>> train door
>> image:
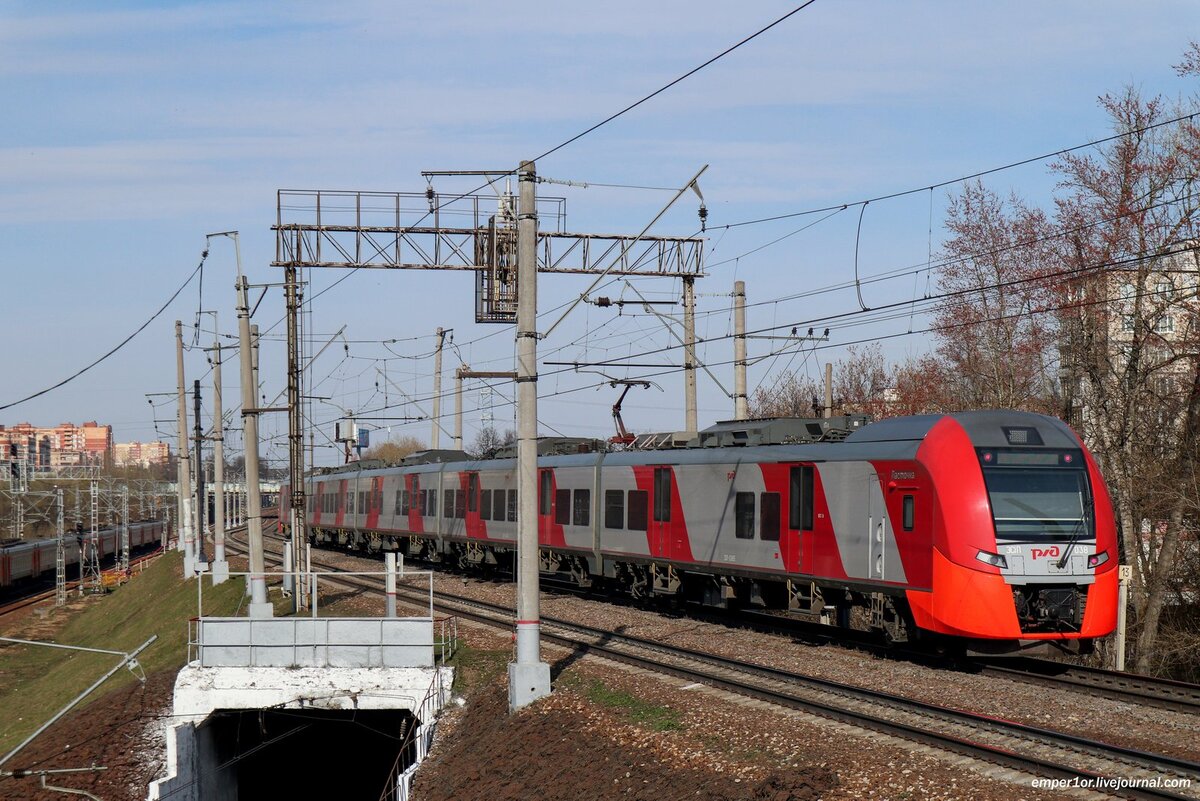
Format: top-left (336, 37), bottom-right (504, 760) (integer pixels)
top-left (649, 466), bottom-right (673, 557)
top-left (867, 472), bottom-right (886, 580)
top-left (784, 464), bottom-right (814, 572)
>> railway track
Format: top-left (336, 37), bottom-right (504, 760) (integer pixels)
top-left (0, 587), bottom-right (57, 619)
top-left (225, 532), bottom-right (1200, 800)
top-left (251, 527), bottom-right (1200, 718)
top-left (973, 658), bottom-right (1200, 716)
top-left (0, 547), bottom-right (166, 621)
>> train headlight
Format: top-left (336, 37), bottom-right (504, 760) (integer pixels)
top-left (1087, 550), bottom-right (1109, 568)
top-left (975, 549), bottom-right (1008, 569)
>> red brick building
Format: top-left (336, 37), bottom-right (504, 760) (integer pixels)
top-left (0, 421), bottom-right (114, 467)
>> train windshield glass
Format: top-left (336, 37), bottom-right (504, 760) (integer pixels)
top-left (982, 467), bottom-right (1090, 540)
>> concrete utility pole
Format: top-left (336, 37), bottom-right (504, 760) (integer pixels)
top-left (682, 276), bottom-right (698, 434)
top-left (237, 277), bottom-right (273, 617)
top-left (733, 280), bottom-right (748, 420)
top-left (385, 552), bottom-right (397, 617)
top-left (193, 380), bottom-right (206, 568)
top-left (284, 264), bottom-right (306, 612)
top-left (432, 327), bottom-right (445, 449)
top-left (175, 321), bottom-right (195, 575)
top-left (211, 334), bottom-right (229, 584)
top-left (824, 362), bottom-right (834, 419)
top-left (251, 321), bottom-right (261, 538)
top-left (455, 368), bottom-right (518, 452)
top-left (454, 365), bottom-right (466, 450)
top-left (510, 160), bottom-right (551, 711)
top-left (271, 169), bottom-right (704, 713)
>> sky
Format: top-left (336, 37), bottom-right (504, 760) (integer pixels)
top-left (2, 0), bottom-right (1198, 468)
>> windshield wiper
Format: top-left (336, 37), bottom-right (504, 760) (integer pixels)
top-left (1055, 505), bottom-right (1091, 569)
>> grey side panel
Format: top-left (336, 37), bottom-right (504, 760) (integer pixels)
top-left (817, 461), bottom-right (907, 584)
top-left (599, 465), bottom-right (650, 557)
top-left (676, 461), bottom-right (756, 569)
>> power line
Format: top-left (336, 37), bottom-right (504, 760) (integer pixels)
top-left (262, 4), bottom-right (818, 337)
top-left (713, 110), bottom-right (1200, 230)
top-left (532, 1), bottom-right (819, 163)
top-left (0, 251), bottom-right (208, 412)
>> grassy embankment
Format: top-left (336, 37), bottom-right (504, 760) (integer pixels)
top-left (0, 551), bottom-right (245, 755)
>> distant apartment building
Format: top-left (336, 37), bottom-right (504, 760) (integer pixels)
top-left (0, 421), bottom-right (114, 468)
top-left (1061, 244), bottom-right (1200, 430)
top-left (114, 441), bottom-right (170, 468)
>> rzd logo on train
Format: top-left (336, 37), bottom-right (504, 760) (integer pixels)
top-left (1030, 546), bottom-right (1061, 560)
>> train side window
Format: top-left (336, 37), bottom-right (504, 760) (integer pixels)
top-left (789, 467), bottom-right (802, 529)
top-left (428, 490), bottom-right (437, 516)
top-left (398, 491), bottom-right (407, 516)
top-left (455, 490), bottom-right (466, 519)
top-left (902, 495), bottom-right (914, 531)
top-left (604, 489), bottom-right (624, 529)
top-left (573, 489), bottom-right (590, 527)
top-left (555, 489), bottom-right (570, 525)
top-left (468, 474), bottom-right (479, 512)
top-left (735, 492), bottom-right (755, 539)
top-left (801, 466), bottom-right (814, 530)
top-left (539, 471), bottom-right (552, 516)
top-left (507, 489), bottom-right (518, 522)
top-left (443, 489), bottom-right (454, 518)
top-left (480, 489), bottom-right (492, 520)
top-left (653, 468), bottom-right (672, 522)
top-left (627, 490), bottom-right (649, 531)
top-left (789, 466), bottom-right (817, 529)
top-left (493, 489), bottom-right (506, 521)
top-left (760, 492), bottom-right (781, 541)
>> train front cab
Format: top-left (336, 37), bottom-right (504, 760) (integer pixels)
top-left (906, 412), bottom-right (1118, 655)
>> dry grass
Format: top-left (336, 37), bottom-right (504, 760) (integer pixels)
top-left (0, 551), bottom-right (245, 755)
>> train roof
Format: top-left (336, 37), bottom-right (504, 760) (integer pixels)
top-left (303, 411), bottom-right (1081, 482)
top-left (844, 410), bottom-right (1079, 450)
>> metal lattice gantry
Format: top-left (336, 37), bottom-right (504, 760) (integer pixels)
top-left (81, 479), bottom-right (101, 595)
top-left (54, 489), bottom-right (66, 607)
top-left (274, 189), bottom-right (704, 275)
top-left (273, 188), bottom-right (705, 323)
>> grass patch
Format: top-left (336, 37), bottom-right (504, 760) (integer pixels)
top-left (579, 678), bottom-right (683, 732)
top-left (445, 640), bottom-right (509, 696)
top-left (0, 551), bottom-right (245, 755)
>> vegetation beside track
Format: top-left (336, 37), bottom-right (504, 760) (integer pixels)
top-left (0, 551), bottom-right (244, 755)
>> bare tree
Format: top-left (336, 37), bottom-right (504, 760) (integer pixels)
top-left (468, 427), bottom-right (516, 459)
top-left (362, 435), bottom-right (426, 465)
top-left (932, 181), bottom-right (1061, 413)
top-left (1052, 81), bottom-right (1200, 672)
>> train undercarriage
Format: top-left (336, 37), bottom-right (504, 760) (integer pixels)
top-left (306, 524), bottom-right (928, 644)
top-left (305, 525), bottom-right (1093, 657)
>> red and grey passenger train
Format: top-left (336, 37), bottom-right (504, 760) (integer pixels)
top-left (0, 520), bottom-right (165, 589)
top-left (299, 410), bottom-right (1118, 654)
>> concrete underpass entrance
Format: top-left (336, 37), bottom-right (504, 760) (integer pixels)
top-left (149, 602), bottom-right (454, 801)
top-left (206, 708), bottom-right (418, 798)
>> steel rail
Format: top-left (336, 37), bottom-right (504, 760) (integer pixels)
top-left (975, 659), bottom-right (1200, 715)
top-left (224, 531), bottom-right (1199, 800)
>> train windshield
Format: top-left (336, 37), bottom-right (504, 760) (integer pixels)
top-left (981, 467), bottom-right (1090, 541)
